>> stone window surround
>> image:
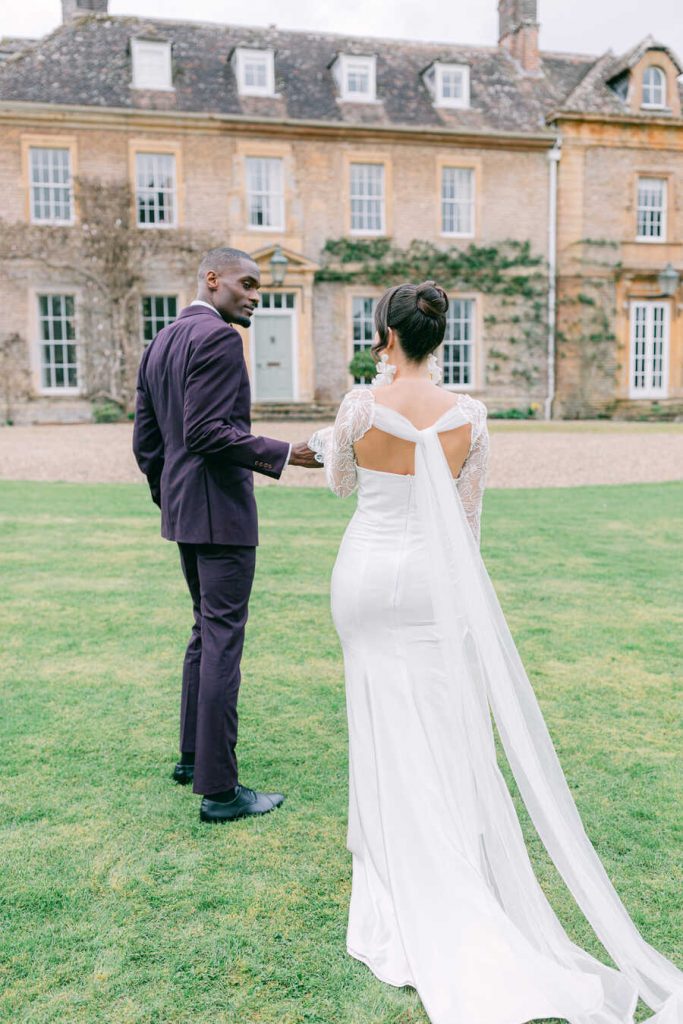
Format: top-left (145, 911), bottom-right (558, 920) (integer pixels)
top-left (345, 153), bottom-right (392, 237)
top-left (245, 155), bottom-right (285, 231)
top-left (435, 155), bottom-right (480, 240)
top-left (128, 139), bottom-right (184, 229)
top-left (634, 171), bottom-right (672, 243)
top-left (236, 139), bottom-right (293, 236)
top-left (29, 286), bottom-right (83, 397)
top-left (21, 134), bottom-right (78, 227)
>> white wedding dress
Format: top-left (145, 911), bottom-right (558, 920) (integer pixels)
top-left (308, 386), bottom-right (683, 1024)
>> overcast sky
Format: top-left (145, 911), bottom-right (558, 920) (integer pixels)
top-left (4, 0), bottom-right (683, 62)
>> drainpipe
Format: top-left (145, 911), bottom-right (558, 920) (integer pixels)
top-left (544, 140), bottom-right (561, 421)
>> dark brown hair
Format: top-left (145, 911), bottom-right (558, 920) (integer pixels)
top-left (373, 281), bottom-right (449, 362)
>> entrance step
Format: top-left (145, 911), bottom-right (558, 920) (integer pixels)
top-left (251, 401), bottom-right (337, 421)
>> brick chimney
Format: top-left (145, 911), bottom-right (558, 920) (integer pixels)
top-left (498, 0), bottom-right (541, 74)
top-left (62, 0), bottom-right (108, 22)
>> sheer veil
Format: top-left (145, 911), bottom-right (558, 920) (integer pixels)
top-left (376, 403), bottom-right (683, 1024)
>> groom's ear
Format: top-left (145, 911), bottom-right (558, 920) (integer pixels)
top-left (205, 270), bottom-right (219, 291)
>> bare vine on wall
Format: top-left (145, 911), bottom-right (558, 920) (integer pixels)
top-left (316, 237), bottom-right (550, 393)
top-left (0, 332), bottom-right (31, 424)
top-left (556, 238), bottom-right (620, 416)
top-left (0, 178), bottom-right (212, 413)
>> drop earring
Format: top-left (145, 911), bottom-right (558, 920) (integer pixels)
top-left (427, 354), bottom-right (442, 385)
top-left (372, 351), bottom-right (397, 388)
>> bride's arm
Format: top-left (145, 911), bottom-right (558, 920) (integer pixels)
top-left (455, 400), bottom-right (490, 546)
top-left (308, 389), bottom-right (375, 497)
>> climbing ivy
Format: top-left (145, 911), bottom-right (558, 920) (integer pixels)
top-left (316, 237), bottom-right (549, 392)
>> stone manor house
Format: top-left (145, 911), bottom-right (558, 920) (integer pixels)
top-left (0, 0), bottom-right (681, 421)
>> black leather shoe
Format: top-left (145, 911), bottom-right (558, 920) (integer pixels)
top-left (172, 762), bottom-right (194, 785)
top-left (200, 785), bottom-right (285, 823)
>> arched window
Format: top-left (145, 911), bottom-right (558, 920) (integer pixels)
top-left (642, 66), bottom-right (667, 108)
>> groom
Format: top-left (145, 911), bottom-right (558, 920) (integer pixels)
top-left (133, 247), bottom-right (320, 824)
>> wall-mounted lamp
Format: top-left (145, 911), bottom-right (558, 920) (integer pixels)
top-left (270, 244), bottom-right (289, 287)
top-left (658, 262), bottom-right (679, 297)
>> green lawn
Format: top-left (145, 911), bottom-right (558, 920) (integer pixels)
top-left (0, 481), bottom-right (681, 1024)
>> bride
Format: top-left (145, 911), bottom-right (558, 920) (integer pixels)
top-left (308, 281), bottom-right (682, 1024)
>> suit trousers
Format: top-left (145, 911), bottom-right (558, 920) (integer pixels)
top-left (177, 542), bottom-right (256, 795)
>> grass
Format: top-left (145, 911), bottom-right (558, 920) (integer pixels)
top-left (0, 480), bottom-right (681, 1024)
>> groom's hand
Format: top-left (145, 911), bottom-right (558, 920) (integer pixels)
top-left (289, 442), bottom-right (322, 469)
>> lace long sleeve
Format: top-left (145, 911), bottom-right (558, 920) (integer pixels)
top-left (308, 388), bottom-right (375, 497)
top-left (455, 397), bottom-right (489, 546)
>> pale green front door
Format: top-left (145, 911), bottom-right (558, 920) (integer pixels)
top-left (253, 313), bottom-right (293, 400)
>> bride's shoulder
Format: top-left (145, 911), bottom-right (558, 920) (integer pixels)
top-left (455, 392), bottom-right (487, 419)
top-left (339, 386), bottom-right (375, 410)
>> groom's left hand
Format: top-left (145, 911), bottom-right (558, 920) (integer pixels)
top-left (289, 442), bottom-right (322, 469)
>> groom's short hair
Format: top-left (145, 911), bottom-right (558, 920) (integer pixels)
top-left (197, 247), bottom-right (255, 282)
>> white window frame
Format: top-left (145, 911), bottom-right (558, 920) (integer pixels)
top-left (349, 163), bottom-right (385, 235)
top-left (641, 66), bottom-right (667, 109)
top-left (629, 300), bottom-right (669, 398)
top-left (131, 39), bottom-right (173, 91)
top-left (350, 295), bottom-right (377, 384)
top-left (36, 292), bottom-right (81, 395)
top-left (434, 63), bottom-right (470, 109)
top-left (135, 152), bottom-right (177, 229)
top-left (234, 48), bottom-right (276, 97)
top-left (440, 297), bottom-right (476, 391)
top-left (337, 54), bottom-right (377, 102)
top-left (245, 156), bottom-right (285, 231)
top-left (441, 167), bottom-right (475, 237)
top-left (141, 294), bottom-right (178, 345)
top-left (636, 176), bottom-right (667, 242)
top-left (29, 146), bottom-right (74, 226)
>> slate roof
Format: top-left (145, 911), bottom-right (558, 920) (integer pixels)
top-left (0, 37), bottom-right (37, 63)
top-left (0, 16), bottom-right (680, 132)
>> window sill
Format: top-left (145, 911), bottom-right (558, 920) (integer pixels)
top-left (628, 391), bottom-right (668, 400)
top-left (30, 218), bottom-right (75, 227)
top-left (38, 388), bottom-right (84, 397)
top-left (440, 231), bottom-right (475, 239)
top-left (136, 223), bottom-right (178, 230)
top-left (130, 84), bottom-right (175, 93)
top-left (247, 223), bottom-right (286, 232)
top-left (349, 229), bottom-right (386, 237)
top-left (634, 236), bottom-right (668, 244)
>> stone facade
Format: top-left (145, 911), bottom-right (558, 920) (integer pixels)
top-left (0, 2), bottom-right (681, 422)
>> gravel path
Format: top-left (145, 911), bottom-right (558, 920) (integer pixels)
top-left (1, 420), bottom-right (682, 489)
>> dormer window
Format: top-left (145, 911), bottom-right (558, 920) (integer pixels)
top-left (423, 62), bottom-right (470, 109)
top-left (131, 39), bottom-right (173, 91)
top-left (435, 63), bottom-right (470, 108)
top-left (333, 54), bottom-right (377, 102)
top-left (642, 66), bottom-right (667, 108)
top-left (234, 48), bottom-right (275, 97)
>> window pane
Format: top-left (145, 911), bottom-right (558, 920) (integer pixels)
top-left (442, 299), bottom-right (474, 386)
top-left (141, 294), bottom-right (178, 343)
top-left (135, 152), bottom-right (176, 227)
top-left (442, 167), bottom-right (474, 235)
top-left (351, 296), bottom-right (377, 383)
top-left (350, 164), bottom-right (384, 233)
top-left (246, 156), bottom-right (284, 229)
top-left (30, 147), bottom-right (73, 223)
top-left (637, 177), bottom-right (666, 239)
top-left (38, 294), bottom-right (79, 389)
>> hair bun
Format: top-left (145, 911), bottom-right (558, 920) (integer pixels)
top-left (416, 280), bottom-right (449, 318)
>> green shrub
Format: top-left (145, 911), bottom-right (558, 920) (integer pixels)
top-left (489, 405), bottom-right (539, 420)
top-left (348, 348), bottom-right (377, 381)
top-left (92, 401), bottom-right (124, 424)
